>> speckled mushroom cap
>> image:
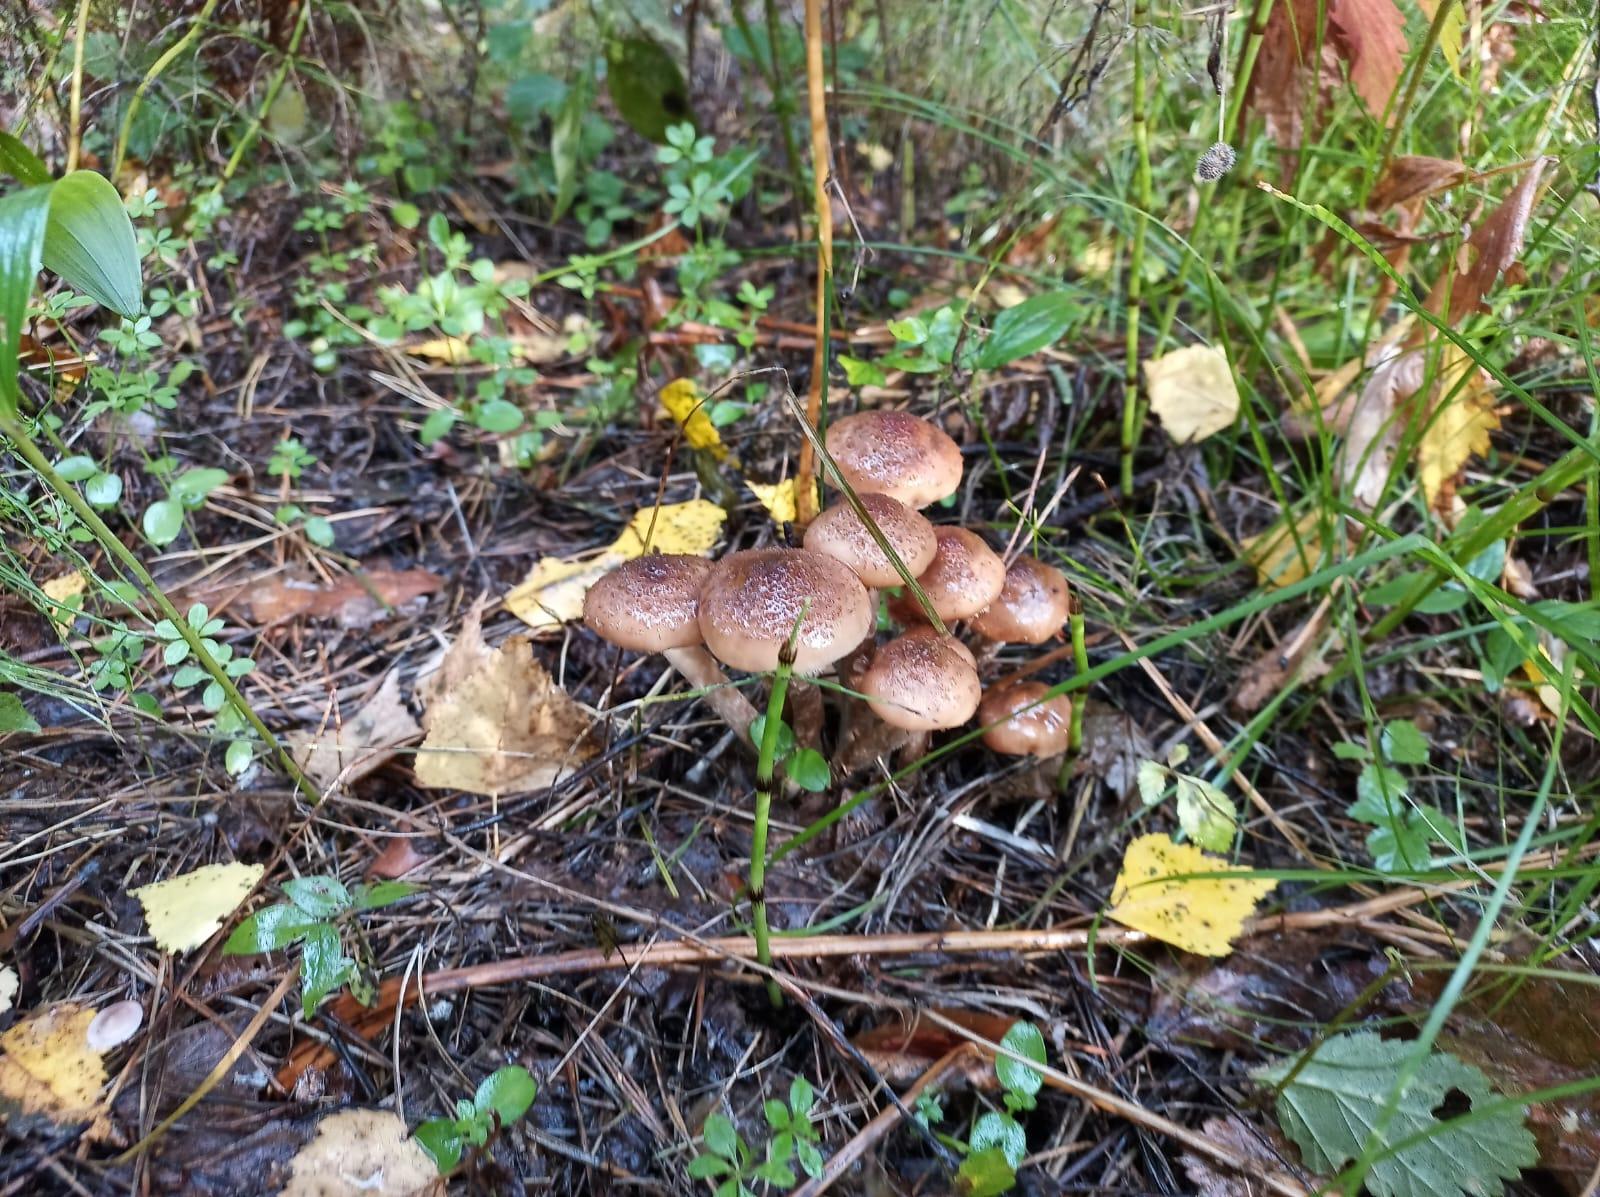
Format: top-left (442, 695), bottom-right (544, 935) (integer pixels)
top-left (969, 554), bottom-right (1071, 645)
top-left (978, 681), bottom-right (1073, 757)
top-left (824, 411), bottom-right (963, 509)
top-left (698, 549), bottom-right (872, 675)
top-left (858, 627), bottom-right (981, 731)
top-left (893, 526), bottom-right (1006, 622)
top-left (583, 554), bottom-right (713, 652)
top-left (803, 493), bottom-right (937, 587)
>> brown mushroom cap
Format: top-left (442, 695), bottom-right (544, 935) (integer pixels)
top-left (824, 411), bottom-right (963, 509)
top-left (803, 493), bottom-right (937, 587)
top-left (891, 526), bottom-right (1006, 623)
top-left (698, 549), bottom-right (873, 675)
top-left (858, 628), bottom-right (981, 731)
top-left (583, 554), bottom-right (713, 652)
top-left (969, 555), bottom-right (1071, 645)
top-left (978, 681), bottom-right (1073, 756)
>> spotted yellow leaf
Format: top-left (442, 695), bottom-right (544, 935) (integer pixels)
top-left (1144, 345), bottom-right (1240, 444)
top-left (659, 378), bottom-right (728, 461)
top-left (0, 1003), bottom-right (104, 1130)
top-left (747, 478), bottom-right (798, 526)
top-left (1106, 833), bottom-right (1275, 957)
top-left (41, 571), bottom-right (87, 635)
top-left (1420, 346), bottom-right (1499, 509)
top-left (132, 861), bottom-right (265, 953)
top-left (506, 499), bottom-right (726, 631)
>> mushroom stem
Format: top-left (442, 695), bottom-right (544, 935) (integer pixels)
top-left (662, 646), bottom-right (759, 744)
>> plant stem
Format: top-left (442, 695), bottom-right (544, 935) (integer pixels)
top-left (1121, 0), bottom-right (1154, 497)
top-left (217, 0), bottom-right (312, 186)
top-left (66, 0), bottom-right (91, 172)
top-left (112, 0), bottom-right (223, 179)
top-left (0, 413), bottom-right (318, 801)
top-left (1067, 602), bottom-right (1088, 754)
top-left (750, 645), bottom-right (795, 1008)
top-left (796, 0), bottom-right (832, 525)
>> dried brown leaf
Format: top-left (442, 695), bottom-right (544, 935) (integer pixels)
top-left (414, 604), bottom-right (596, 796)
top-left (1246, 0), bottom-right (1406, 147)
top-left (1181, 1116), bottom-right (1317, 1196)
top-left (1431, 156), bottom-right (1554, 325)
top-left (288, 671), bottom-right (421, 791)
top-left (1328, 0), bottom-right (1409, 119)
top-left (236, 568), bottom-right (442, 628)
top-left (1370, 156), bottom-right (1469, 212)
top-left (1338, 348), bottom-right (1425, 510)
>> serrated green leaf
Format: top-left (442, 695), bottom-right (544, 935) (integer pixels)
top-left (1350, 763), bottom-right (1409, 823)
top-left (1175, 776), bottom-right (1238, 853)
top-left (43, 171), bottom-right (141, 317)
top-left (1367, 816), bottom-right (1434, 874)
top-left (0, 691), bottom-right (40, 733)
top-left (1381, 720), bottom-right (1430, 765)
top-left (1136, 759), bottom-right (1168, 805)
top-left (1257, 1031), bottom-right (1535, 1197)
top-left (977, 291), bottom-right (1076, 369)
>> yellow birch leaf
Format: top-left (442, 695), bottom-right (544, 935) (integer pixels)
top-left (41, 571), bottom-right (87, 635)
top-left (287, 670), bottom-right (421, 791)
top-left (1418, 0), bottom-right (1464, 78)
top-left (659, 378), bottom-right (728, 460)
top-left (414, 605), bottom-right (596, 796)
top-left (506, 500), bottom-right (726, 631)
top-left (747, 478), bottom-right (798, 526)
top-left (1419, 346), bottom-right (1499, 508)
top-left (1144, 345), bottom-right (1241, 443)
top-left (406, 336), bottom-right (473, 364)
top-left (0, 1003), bottom-right (104, 1130)
top-left (1106, 833), bottom-right (1276, 957)
top-left (1240, 509), bottom-right (1340, 589)
top-left (131, 862), bottom-right (265, 953)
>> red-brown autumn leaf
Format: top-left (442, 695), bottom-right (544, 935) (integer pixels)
top-left (1370, 156), bottom-right (1469, 212)
top-left (1431, 155), bottom-right (1554, 324)
top-left (1246, 0), bottom-right (1408, 146)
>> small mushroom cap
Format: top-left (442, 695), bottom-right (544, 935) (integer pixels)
top-left (969, 555), bottom-right (1071, 645)
top-left (803, 493), bottom-right (937, 587)
top-left (858, 628), bottom-right (981, 731)
top-left (824, 411), bottom-right (963, 509)
top-left (87, 999), bottom-right (144, 1052)
top-left (891, 526), bottom-right (1006, 623)
top-left (583, 554), bottom-right (713, 652)
top-left (978, 681), bottom-right (1073, 756)
top-left (698, 549), bottom-right (873, 674)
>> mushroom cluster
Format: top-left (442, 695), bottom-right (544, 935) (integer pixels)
top-left (583, 409), bottom-right (1075, 760)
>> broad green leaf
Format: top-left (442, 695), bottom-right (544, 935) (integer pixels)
top-left (605, 37), bottom-right (692, 143)
top-left (474, 1064), bottom-right (537, 1126)
top-left (1175, 775), bottom-right (1238, 852)
top-left (222, 903), bottom-right (319, 954)
top-left (838, 354), bottom-right (886, 387)
top-left (299, 922), bottom-right (351, 1017)
top-left (687, 1154), bottom-right (731, 1178)
top-left (1257, 1032), bottom-right (1535, 1197)
top-left (413, 1118), bottom-right (463, 1174)
top-left (42, 171), bottom-right (141, 317)
top-left (753, 1159), bottom-right (796, 1187)
top-left (282, 875), bottom-right (352, 919)
top-left (0, 182), bottom-right (52, 415)
top-left (0, 133), bottom-right (50, 186)
top-left (506, 73), bottom-right (568, 121)
top-left (474, 397), bottom-right (523, 433)
top-left (749, 715), bottom-right (795, 761)
top-left (763, 1099), bottom-right (790, 1130)
top-left (996, 1021), bottom-right (1046, 1100)
top-left (977, 291), bottom-right (1076, 369)
top-left (0, 691), bottom-right (40, 733)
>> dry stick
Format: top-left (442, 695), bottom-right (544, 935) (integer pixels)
top-left (117, 963), bottom-right (299, 1163)
top-left (65, 0), bottom-right (91, 172)
top-left (795, 0), bottom-right (833, 525)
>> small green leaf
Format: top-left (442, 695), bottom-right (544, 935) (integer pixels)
top-left (224, 739), bottom-right (253, 775)
top-left (170, 467), bottom-right (228, 507)
top-left (354, 880), bottom-right (423, 910)
top-left (788, 1075), bottom-right (815, 1117)
top-left (785, 748), bottom-right (830, 793)
top-left (838, 354), bottom-right (886, 387)
top-left (299, 922), bottom-right (351, 1017)
top-left (976, 291), bottom-right (1076, 369)
top-left (753, 1158), bottom-right (796, 1187)
top-left (1349, 763), bottom-right (1408, 823)
top-left (1367, 815), bottom-right (1435, 874)
top-left (1331, 741), bottom-right (1371, 761)
top-left (55, 454), bottom-right (97, 481)
top-left (413, 1118), bottom-right (463, 1174)
top-left (996, 1022), bottom-right (1046, 1100)
top-left (142, 499), bottom-right (183, 545)
top-left (474, 1064), bottom-right (537, 1126)
top-left (84, 470), bottom-right (123, 507)
top-left (1136, 760), bottom-right (1168, 805)
top-left (474, 397), bottom-right (524, 433)
top-left (1381, 719), bottom-right (1430, 765)
top-left (956, 1147), bottom-right (1017, 1197)
top-left (283, 875), bottom-right (352, 918)
top-left (0, 691), bottom-right (40, 733)
top-left (687, 1153), bottom-right (732, 1178)
top-left (970, 1111), bottom-right (1027, 1169)
top-left (749, 715), bottom-right (795, 761)
top-left (702, 1113), bottom-right (739, 1160)
top-left (796, 1138), bottom-right (824, 1179)
top-left (763, 1099), bottom-right (790, 1130)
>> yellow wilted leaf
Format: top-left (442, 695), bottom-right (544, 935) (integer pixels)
top-left (747, 478), bottom-right (798, 526)
top-left (1419, 346), bottom-right (1499, 508)
top-left (659, 378), bottom-right (728, 460)
top-left (281, 1108), bottom-right (442, 1197)
top-left (1240, 509), bottom-right (1340, 589)
top-left (41, 571), bottom-right (87, 635)
top-left (132, 861), bottom-right (265, 953)
top-left (0, 1003), bottom-right (104, 1130)
top-left (506, 499), bottom-right (726, 631)
top-left (1144, 345), bottom-right (1240, 443)
top-left (1106, 833), bottom-right (1276, 957)
top-left (406, 336), bottom-right (473, 364)
top-left (415, 604), bottom-right (596, 796)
